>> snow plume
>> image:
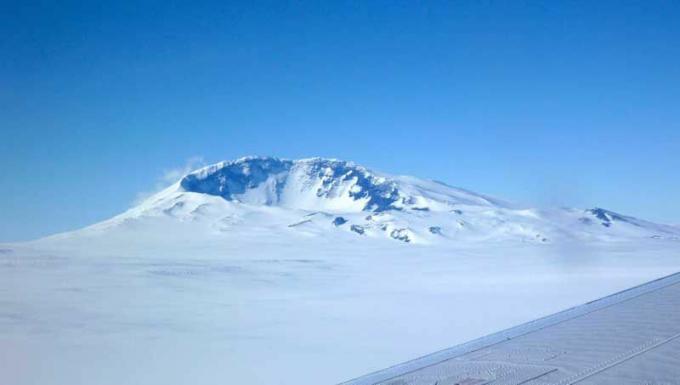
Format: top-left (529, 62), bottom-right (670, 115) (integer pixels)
top-left (132, 156), bottom-right (205, 205)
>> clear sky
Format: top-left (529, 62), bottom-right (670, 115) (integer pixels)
top-left (2, 1), bottom-right (679, 241)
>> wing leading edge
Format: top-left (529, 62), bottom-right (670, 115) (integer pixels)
top-left (341, 272), bottom-right (680, 385)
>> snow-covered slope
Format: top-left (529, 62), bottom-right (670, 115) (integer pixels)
top-left (43, 156), bottom-right (680, 246)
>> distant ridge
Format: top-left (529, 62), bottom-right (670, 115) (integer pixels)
top-left (37, 156), bottom-right (680, 245)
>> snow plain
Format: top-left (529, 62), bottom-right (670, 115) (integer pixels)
top-left (1, 157), bottom-right (679, 385)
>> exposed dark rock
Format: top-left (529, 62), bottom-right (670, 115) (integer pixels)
top-left (390, 229), bottom-right (411, 243)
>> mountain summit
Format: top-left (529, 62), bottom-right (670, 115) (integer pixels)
top-left (46, 157), bottom-right (680, 245)
top-left (178, 157), bottom-right (498, 213)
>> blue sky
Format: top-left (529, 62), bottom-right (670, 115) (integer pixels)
top-left (2, 1), bottom-right (679, 241)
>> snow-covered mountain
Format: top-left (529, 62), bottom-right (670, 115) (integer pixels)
top-left (4, 157), bottom-right (680, 385)
top-left (43, 156), bottom-right (679, 246)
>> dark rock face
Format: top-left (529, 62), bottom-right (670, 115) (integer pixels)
top-left (180, 158), bottom-right (290, 204)
top-left (180, 157), bottom-right (405, 212)
top-left (350, 225), bottom-right (365, 235)
top-left (333, 217), bottom-right (347, 226)
top-left (585, 208), bottom-right (638, 228)
top-left (305, 159), bottom-right (401, 212)
top-left (390, 229), bottom-right (411, 243)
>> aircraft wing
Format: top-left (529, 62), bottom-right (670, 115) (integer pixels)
top-left (341, 272), bottom-right (680, 385)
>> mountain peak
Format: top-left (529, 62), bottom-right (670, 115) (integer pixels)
top-left (178, 157), bottom-right (405, 212)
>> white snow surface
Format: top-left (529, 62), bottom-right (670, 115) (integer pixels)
top-left (1, 156), bottom-right (679, 385)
